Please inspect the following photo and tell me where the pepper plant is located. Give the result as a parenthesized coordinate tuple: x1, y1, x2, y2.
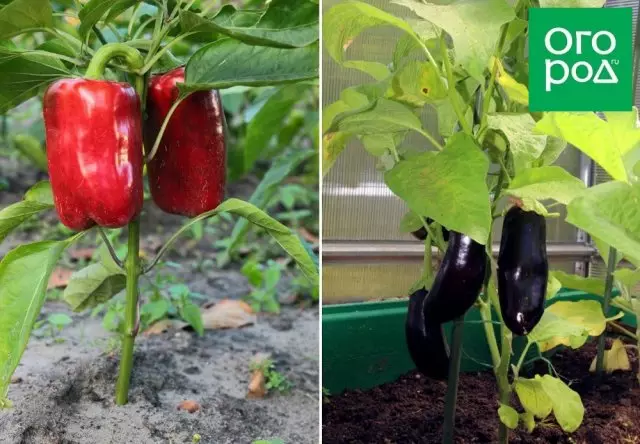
(323, 0, 640, 442)
(0, 0, 319, 408)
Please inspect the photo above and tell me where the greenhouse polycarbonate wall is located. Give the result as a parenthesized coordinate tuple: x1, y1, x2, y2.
(322, 0, 639, 303)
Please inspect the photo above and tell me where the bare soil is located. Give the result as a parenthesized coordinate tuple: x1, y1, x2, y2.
(322, 340, 640, 444)
(0, 156, 320, 444)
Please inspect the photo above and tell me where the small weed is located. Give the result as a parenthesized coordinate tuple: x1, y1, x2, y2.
(250, 359, 292, 394)
(242, 259, 283, 313)
(33, 313, 73, 342)
(191, 434, 201, 443)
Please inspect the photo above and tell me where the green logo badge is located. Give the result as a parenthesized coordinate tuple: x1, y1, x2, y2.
(529, 8, 632, 112)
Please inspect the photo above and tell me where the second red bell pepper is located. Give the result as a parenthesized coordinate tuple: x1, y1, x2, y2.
(43, 78, 144, 231)
(144, 67, 227, 217)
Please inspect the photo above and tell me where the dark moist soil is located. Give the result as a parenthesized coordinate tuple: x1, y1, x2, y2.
(323, 340, 640, 444)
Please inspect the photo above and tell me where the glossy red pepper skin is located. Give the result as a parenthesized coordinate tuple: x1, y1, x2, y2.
(43, 78, 143, 231)
(144, 67, 226, 217)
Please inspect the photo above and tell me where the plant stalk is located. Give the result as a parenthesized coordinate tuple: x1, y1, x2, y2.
(442, 316, 465, 444)
(595, 246, 616, 374)
(497, 326, 512, 444)
(115, 219, 141, 405)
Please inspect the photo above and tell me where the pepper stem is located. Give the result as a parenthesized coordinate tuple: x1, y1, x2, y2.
(115, 219, 141, 405)
(85, 43, 144, 80)
(442, 316, 465, 444)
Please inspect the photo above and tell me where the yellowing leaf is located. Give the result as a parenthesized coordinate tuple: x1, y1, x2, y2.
(589, 339, 631, 373)
(498, 404, 519, 429)
(201, 299, 256, 330)
(539, 375, 584, 433)
(514, 377, 553, 419)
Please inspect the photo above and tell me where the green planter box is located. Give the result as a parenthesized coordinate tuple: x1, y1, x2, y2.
(322, 289, 634, 395)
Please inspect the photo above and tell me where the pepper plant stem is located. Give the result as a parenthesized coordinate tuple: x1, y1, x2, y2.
(442, 316, 465, 444)
(595, 246, 617, 374)
(115, 219, 141, 405)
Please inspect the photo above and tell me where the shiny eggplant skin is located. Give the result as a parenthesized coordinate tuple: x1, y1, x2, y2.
(405, 288, 449, 380)
(498, 206, 548, 336)
(423, 231, 487, 324)
(411, 217, 450, 242)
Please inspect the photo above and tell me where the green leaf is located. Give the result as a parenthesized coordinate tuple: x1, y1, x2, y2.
(390, 61, 447, 107)
(182, 39, 318, 91)
(498, 404, 519, 429)
(566, 181, 640, 265)
(551, 270, 605, 295)
(538, 375, 584, 433)
(181, 302, 204, 337)
(385, 132, 491, 244)
(78, 0, 136, 37)
(0, 201, 51, 244)
(505, 166, 586, 205)
(535, 136, 567, 167)
(546, 273, 562, 299)
(63, 263, 126, 312)
(24, 181, 53, 205)
(0, 0, 52, 40)
(323, 1, 416, 78)
(243, 83, 311, 172)
(359, 134, 396, 157)
(514, 377, 553, 419)
(47, 313, 72, 327)
(535, 110, 640, 183)
(12, 134, 47, 171)
(530, 300, 612, 352)
(394, 0, 515, 81)
(520, 412, 536, 433)
(181, 0, 318, 48)
(176, 199, 318, 285)
(0, 238, 75, 405)
(0, 47, 68, 114)
(323, 131, 352, 177)
(399, 210, 423, 233)
(487, 113, 547, 172)
(219, 150, 314, 265)
(141, 299, 171, 326)
(328, 98, 422, 135)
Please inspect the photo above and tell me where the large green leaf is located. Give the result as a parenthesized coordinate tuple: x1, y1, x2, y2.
(0, 48, 68, 114)
(78, 0, 136, 37)
(0, 181, 54, 244)
(487, 113, 547, 171)
(505, 166, 586, 205)
(551, 270, 605, 295)
(327, 98, 422, 135)
(63, 262, 126, 312)
(181, 39, 318, 91)
(535, 110, 640, 183)
(323, 1, 417, 79)
(243, 83, 311, 172)
(219, 150, 315, 265)
(0, 0, 52, 40)
(535, 136, 567, 167)
(538, 375, 584, 433)
(567, 181, 640, 264)
(181, 0, 318, 48)
(514, 377, 553, 419)
(394, 0, 515, 81)
(167, 199, 318, 285)
(384, 132, 492, 244)
(390, 60, 447, 107)
(0, 238, 76, 406)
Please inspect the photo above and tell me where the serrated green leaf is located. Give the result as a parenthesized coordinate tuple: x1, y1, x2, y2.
(498, 404, 519, 429)
(0, 0, 52, 40)
(535, 110, 640, 183)
(566, 181, 640, 265)
(539, 375, 584, 433)
(505, 166, 586, 205)
(182, 39, 318, 91)
(385, 132, 491, 244)
(514, 377, 553, 419)
(393, 0, 515, 81)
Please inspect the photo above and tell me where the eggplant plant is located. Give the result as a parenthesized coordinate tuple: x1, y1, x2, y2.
(323, 0, 640, 442)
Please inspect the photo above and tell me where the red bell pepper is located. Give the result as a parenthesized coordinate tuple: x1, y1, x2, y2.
(144, 67, 226, 217)
(43, 78, 144, 230)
